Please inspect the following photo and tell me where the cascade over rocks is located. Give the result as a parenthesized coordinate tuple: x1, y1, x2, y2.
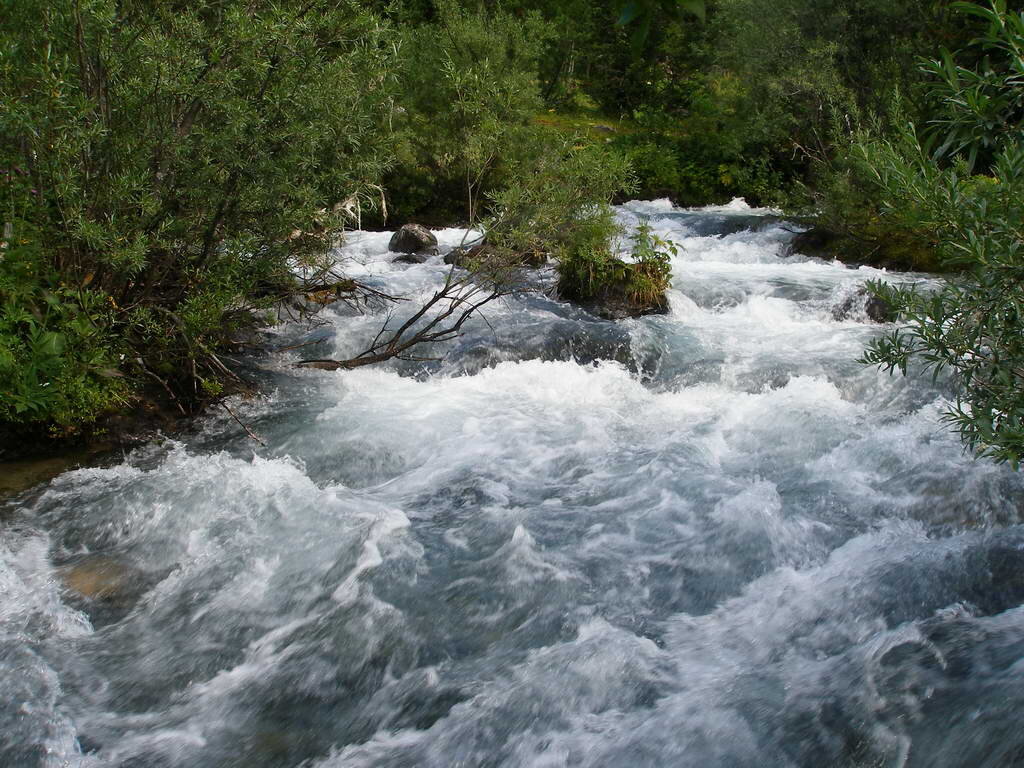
(6, 202, 1024, 768)
(389, 223, 438, 256)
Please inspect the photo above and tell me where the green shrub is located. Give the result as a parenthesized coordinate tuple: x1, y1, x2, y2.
(0, 244, 128, 427)
(485, 133, 633, 250)
(621, 221, 675, 305)
(859, 1, 1024, 465)
(1, 0, 394, 430)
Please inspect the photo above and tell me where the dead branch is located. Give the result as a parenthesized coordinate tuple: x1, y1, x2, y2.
(295, 266, 518, 371)
(135, 357, 187, 415)
(275, 337, 332, 353)
(220, 401, 266, 446)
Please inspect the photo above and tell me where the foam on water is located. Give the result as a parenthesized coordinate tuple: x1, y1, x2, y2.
(2, 200, 1023, 768)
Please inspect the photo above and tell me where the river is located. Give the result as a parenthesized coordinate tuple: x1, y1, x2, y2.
(3, 199, 1023, 767)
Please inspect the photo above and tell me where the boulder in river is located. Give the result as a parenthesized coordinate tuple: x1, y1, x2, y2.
(864, 294, 894, 323)
(833, 286, 895, 323)
(789, 226, 837, 259)
(579, 289, 669, 320)
(60, 556, 140, 601)
(389, 224, 438, 256)
(559, 259, 670, 320)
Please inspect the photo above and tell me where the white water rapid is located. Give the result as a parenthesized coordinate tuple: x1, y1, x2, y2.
(3, 200, 1024, 768)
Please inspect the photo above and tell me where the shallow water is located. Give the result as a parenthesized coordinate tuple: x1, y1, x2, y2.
(3, 199, 1023, 768)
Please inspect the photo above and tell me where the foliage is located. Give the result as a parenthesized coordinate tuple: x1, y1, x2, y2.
(485, 133, 634, 256)
(692, 0, 966, 210)
(1, 0, 394, 430)
(858, 1, 1024, 464)
(382, 0, 550, 223)
(621, 221, 675, 305)
(616, 0, 705, 52)
(555, 215, 675, 311)
(479, 131, 646, 304)
(921, 0, 1024, 171)
(799, 109, 946, 271)
(0, 245, 128, 426)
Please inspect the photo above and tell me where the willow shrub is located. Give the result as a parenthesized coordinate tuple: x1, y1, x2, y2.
(859, 1, 1024, 465)
(482, 132, 642, 299)
(861, 134, 1024, 464)
(1, 0, 394, 431)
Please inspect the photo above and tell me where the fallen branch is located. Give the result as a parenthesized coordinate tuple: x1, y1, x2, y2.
(220, 400, 266, 446)
(276, 336, 332, 353)
(296, 265, 518, 371)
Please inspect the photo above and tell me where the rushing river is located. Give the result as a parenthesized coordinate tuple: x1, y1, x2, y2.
(3, 200, 1024, 768)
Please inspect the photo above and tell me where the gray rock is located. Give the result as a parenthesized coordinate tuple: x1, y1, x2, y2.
(389, 223, 438, 255)
(789, 226, 837, 259)
(864, 294, 894, 323)
(833, 287, 894, 323)
(562, 260, 670, 320)
(580, 292, 670, 321)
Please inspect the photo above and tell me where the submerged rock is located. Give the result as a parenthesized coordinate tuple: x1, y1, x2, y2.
(60, 556, 140, 601)
(0, 455, 86, 498)
(833, 287, 894, 323)
(789, 226, 837, 259)
(393, 252, 430, 265)
(388, 223, 438, 256)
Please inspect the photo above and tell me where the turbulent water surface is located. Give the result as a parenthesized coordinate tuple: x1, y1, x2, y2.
(4, 200, 1024, 768)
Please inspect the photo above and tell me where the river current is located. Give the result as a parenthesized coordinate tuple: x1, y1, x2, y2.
(3, 200, 1024, 767)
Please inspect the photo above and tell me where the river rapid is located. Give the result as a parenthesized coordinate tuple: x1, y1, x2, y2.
(3, 199, 1024, 768)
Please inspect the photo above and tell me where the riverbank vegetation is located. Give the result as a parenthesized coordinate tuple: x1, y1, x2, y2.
(2, 0, 1022, 462)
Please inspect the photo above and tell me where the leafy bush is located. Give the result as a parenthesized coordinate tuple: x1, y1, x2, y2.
(0, 245, 128, 427)
(480, 133, 647, 305)
(620, 221, 675, 305)
(485, 134, 633, 253)
(921, 0, 1024, 171)
(859, 1, 1024, 464)
(1, 0, 394, 431)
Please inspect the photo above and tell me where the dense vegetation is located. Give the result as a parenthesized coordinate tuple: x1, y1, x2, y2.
(1, 0, 396, 432)
(2, 0, 1022, 463)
